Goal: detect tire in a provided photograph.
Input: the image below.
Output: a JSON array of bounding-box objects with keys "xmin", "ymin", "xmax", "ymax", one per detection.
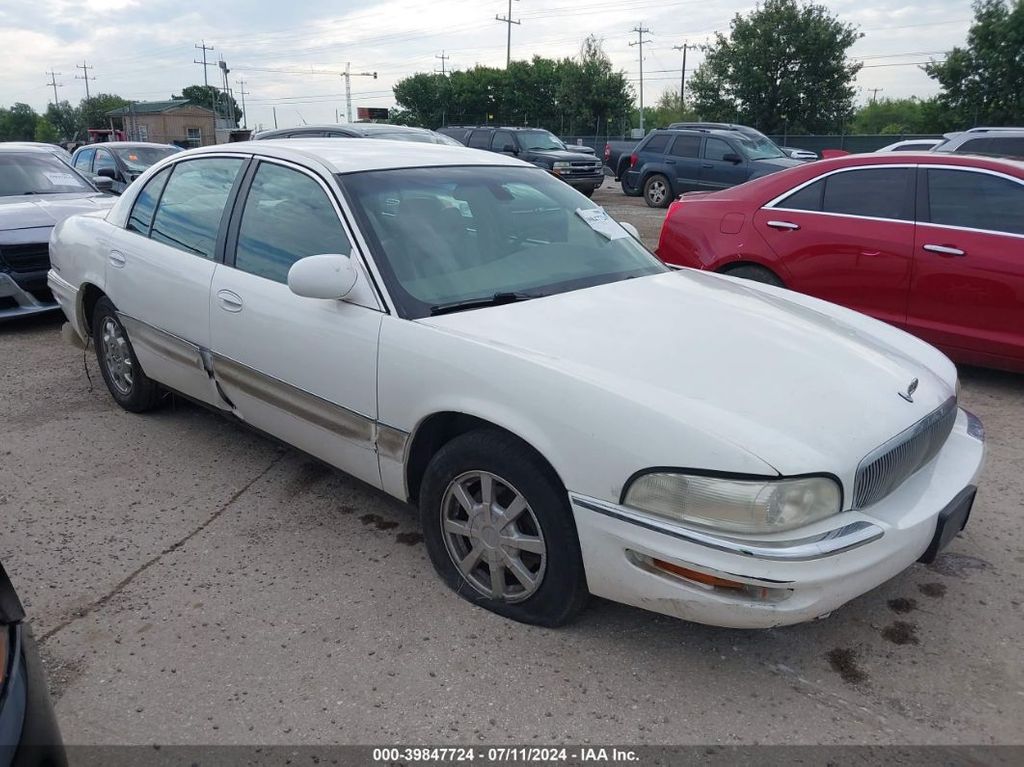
[
  {"xmin": 419, "ymin": 429, "xmax": 589, "ymax": 627},
  {"xmin": 92, "ymin": 296, "xmax": 162, "ymax": 412},
  {"xmin": 580, "ymin": 188, "xmax": 595, "ymax": 198},
  {"xmin": 620, "ymin": 177, "xmax": 641, "ymax": 197},
  {"xmin": 723, "ymin": 264, "xmax": 785, "ymax": 288},
  {"xmin": 643, "ymin": 174, "xmax": 672, "ymax": 208}
]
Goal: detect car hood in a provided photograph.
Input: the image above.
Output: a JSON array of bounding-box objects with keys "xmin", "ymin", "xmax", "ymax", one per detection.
[
  {"xmin": 421, "ymin": 270, "xmax": 956, "ymax": 483},
  {"xmin": 527, "ymin": 149, "xmax": 600, "ymax": 162},
  {"xmin": 0, "ymin": 193, "xmax": 114, "ymax": 232}
]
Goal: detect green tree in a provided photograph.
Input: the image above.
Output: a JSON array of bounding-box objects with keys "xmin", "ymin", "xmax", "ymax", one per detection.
[
  {"xmin": 690, "ymin": 0, "xmax": 862, "ymax": 133},
  {"xmin": 45, "ymin": 100, "xmax": 83, "ymax": 142},
  {"xmin": 0, "ymin": 103, "xmax": 40, "ymax": 140},
  {"xmin": 647, "ymin": 89, "xmax": 698, "ymax": 128},
  {"xmin": 79, "ymin": 93, "xmax": 130, "ymax": 130},
  {"xmin": 34, "ymin": 117, "xmax": 59, "ymax": 143},
  {"xmin": 925, "ymin": 0, "xmax": 1024, "ymax": 126},
  {"xmin": 556, "ymin": 36, "xmax": 633, "ymax": 135},
  {"xmin": 174, "ymin": 84, "xmax": 243, "ymax": 124}
]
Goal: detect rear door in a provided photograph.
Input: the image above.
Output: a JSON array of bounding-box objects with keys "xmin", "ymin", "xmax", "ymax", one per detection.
[
  {"xmin": 908, "ymin": 166, "xmax": 1024, "ymax": 366},
  {"xmin": 665, "ymin": 134, "xmax": 702, "ymax": 192},
  {"xmin": 698, "ymin": 136, "xmax": 748, "ymax": 190},
  {"xmin": 752, "ymin": 165, "xmax": 916, "ymax": 325}
]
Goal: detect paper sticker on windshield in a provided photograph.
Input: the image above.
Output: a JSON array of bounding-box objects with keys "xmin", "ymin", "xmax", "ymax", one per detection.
[
  {"xmin": 43, "ymin": 172, "xmax": 79, "ymax": 186},
  {"xmin": 576, "ymin": 207, "xmax": 629, "ymax": 240}
]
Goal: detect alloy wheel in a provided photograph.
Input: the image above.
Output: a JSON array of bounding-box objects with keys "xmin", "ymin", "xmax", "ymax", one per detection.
[{"xmin": 100, "ymin": 316, "xmax": 133, "ymax": 395}]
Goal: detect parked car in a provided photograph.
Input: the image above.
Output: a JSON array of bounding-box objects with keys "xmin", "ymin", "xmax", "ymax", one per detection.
[
  {"xmin": 668, "ymin": 122, "xmax": 818, "ymax": 161},
  {"xmin": 50, "ymin": 140, "xmax": 984, "ymax": 629},
  {"xmin": 603, "ymin": 139, "xmax": 643, "ymax": 195},
  {"xmin": 932, "ymin": 128, "xmax": 1024, "ymax": 159},
  {"xmin": 0, "ymin": 142, "xmax": 72, "ymax": 162},
  {"xmin": 877, "ymin": 139, "xmax": 944, "ymax": 153},
  {"xmin": 624, "ymin": 128, "xmax": 802, "ymax": 207},
  {"xmin": 70, "ymin": 142, "xmax": 182, "ymax": 195},
  {"xmin": 780, "ymin": 146, "xmax": 818, "ymax": 160},
  {"xmin": 253, "ymin": 123, "xmax": 461, "ymax": 145},
  {"xmin": 438, "ymin": 126, "xmax": 603, "ymax": 197},
  {"xmin": 1, "ymin": 146, "xmax": 115, "ymax": 320},
  {"xmin": 1, "ymin": 560, "xmax": 67, "ymax": 767},
  {"xmin": 657, "ymin": 152, "xmax": 1024, "ymax": 372}
]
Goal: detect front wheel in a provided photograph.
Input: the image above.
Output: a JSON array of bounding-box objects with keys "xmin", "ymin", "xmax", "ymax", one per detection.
[
  {"xmin": 643, "ymin": 174, "xmax": 671, "ymax": 208},
  {"xmin": 419, "ymin": 430, "xmax": 589, "ymax": 627},
  {"xmin": 723, "ymin": 264, "xmax": 785, "ymax": 288},
  {"xmin": 580, "ymin": 188, "xmax": 595, "ymax": 198},
  {"xmin": 92, "ymin": 297, "xmax": 162, "ymax": 412}
]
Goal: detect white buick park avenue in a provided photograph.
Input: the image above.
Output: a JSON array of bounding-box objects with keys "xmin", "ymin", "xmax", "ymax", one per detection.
[{"xmin": 47, "ymin": 140, "xmax": 985, "ymax": 628}]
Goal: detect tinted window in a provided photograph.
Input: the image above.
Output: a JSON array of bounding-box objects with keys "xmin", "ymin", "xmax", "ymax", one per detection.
[
  {"xmin": 956, "ymin": 137, "xmax": 1024, "ymax": 158},
  {"xmin": 641, "ymin": 134, "xmax": 670, "ymax": 154},
  {"xmin": 821, "ymin": 168, "xmax": 911, "ymax": 220},
  {"xmin": 126, "ymin": 166, "xmax": 172, "ymax": 235},
  {"xmin": 492, "ymin": 130, "xmax": 516, "ymax": 152},
  {"xmin": 234, "ymin": 163, "xmax": 351, "ymax": 283},
  {"xmin": 669, "ymin": 135, "xmax": 702, "ymax": 158},
  {"xmin": 927, "ymin": 169, "xmax": 1024, "ymax": 235},
  {"xmin": 779, "ymin": 179, "xmax": 825, "ymax": 211},
  {"xmin": 73, "ymin": 148, "xmax": 94, "ymax": 171},
  {"xmin": 94, "ymin": 150, "xmax": 116, "ymax": 174},
  {"xmin": 149, "ymin": 158, "xmax": 244, "ymax": 259},
  {"xmin": 468, "ymin": 131, "xmax": 491, "ymax": 149},
  {"xmin": 703, "ymin": 137, "xmax": 734, "ymax": 161}
]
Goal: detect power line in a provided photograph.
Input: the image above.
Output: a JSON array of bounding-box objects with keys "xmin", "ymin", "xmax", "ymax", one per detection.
[
  {"xmin": 235, "ymin": 78, "xmax": 250, "ymax": 128},
  {"xmin": 496, "ymin": 0, "xmax": 521, "ymax": 68},
  {"xmin": 867, "ymin": 87, "xmax": 884, "ymax": 103},
  {"xmin": 195, "ymin": 41, "xmax": 216, "ymax": 88},
  {"xmin": 45, "ymin": 69, "xmax": 63, "ymax": 106},
  {"xmin": 629, "ymin": 25, "xmax": 651, "ymax": 133},
  {"xmin": 671, "ymin": 42, "xmax": 690, "ymax": 104},
  {"xmin": 75, "ymin": 61, "xmax": 94, "ymax": 99},
  {"xmin": 435, "ymin": 51, "xmax": 450, "ymax": 75}
]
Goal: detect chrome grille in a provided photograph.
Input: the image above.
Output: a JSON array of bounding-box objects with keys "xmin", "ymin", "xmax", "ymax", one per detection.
[
  {"xmin": 0, "ymin": 243, "xmax": 50, "ymax": 273},
  {"xmin": 853, "ymin": 397, "xmax": 958, "ymax": 509}
]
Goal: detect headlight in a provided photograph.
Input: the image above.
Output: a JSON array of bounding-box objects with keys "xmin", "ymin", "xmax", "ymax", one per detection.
[
  {"xmin": 622, "ymin": 472, "xmax": 842, "ymax": 534},
  {"xmin": 552, "ymin": 162, "xmax": 571, "ymax": 170}
]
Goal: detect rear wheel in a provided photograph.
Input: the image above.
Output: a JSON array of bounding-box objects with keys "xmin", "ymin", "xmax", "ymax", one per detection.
[
  {"xmin": 620, "ymin": 177, "xmax": 641, "ymax": 197},
  {"xmin": 723, "ymin": 264, "xmax": 785, "ymax": 288},
  {"xmin": 419, "ymin": 429, "xmax": 588, "ymax": 627},
  {"xmin": 643, "ymin": 174, "xmax": 671, "ymax": 208},
  {"xmin": 92, "ymin": 297, "xmax": 162, "ymax": 412}
]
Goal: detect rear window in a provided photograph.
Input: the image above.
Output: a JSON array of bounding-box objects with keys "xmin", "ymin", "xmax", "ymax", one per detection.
[
  {"xmin": 468, "ymin": 131, "xmax": 491, "ymax": 149},
  {"xmin": 955, "ymin": 137, "xmax": 1024, "ymax": 159},
  {"xmin": 927, "ymin": 169, "xmax": 1024, "ymax": 235},
  {"xmin": 776, "ymin": 168, "xmax": 912, "ymax": 220}
]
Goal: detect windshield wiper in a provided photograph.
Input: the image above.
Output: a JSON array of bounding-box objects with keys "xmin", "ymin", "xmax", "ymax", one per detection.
[{"xmin": 429, "ymin": 291, "xmax": 540, "ymax": 316}]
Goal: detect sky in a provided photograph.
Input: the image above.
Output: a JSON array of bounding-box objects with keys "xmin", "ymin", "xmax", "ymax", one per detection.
[{"xmin": 0, "ymin": 0, "xmax": 975, "ymax": 132}]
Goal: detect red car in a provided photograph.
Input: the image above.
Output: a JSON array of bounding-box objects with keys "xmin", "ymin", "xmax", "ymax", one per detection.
[{"xmin": 657, "ymin": 152, "xmax": 1024, "ymax": 373}]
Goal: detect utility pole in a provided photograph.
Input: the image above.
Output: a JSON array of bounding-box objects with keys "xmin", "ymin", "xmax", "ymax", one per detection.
[
  {"xmin": 273, "ymin": 106, "xmax": 278, "ymax": 129},
  {"xmin": 629, "ymin": 25, "xmax": 651, "ymax": 133},
  {"xmin": 45, "ymin": 69, "xmax": 63, "ymax": 106},
  {"xmin": 342, "ymin": 63, "xmax": 378, "ymax": 122},
  {"xmin": 218, "ymin": 59, "xmax": 235, "ymax": 126},
  {"xmin": 868, "ymin": 87, "xmax": 884, "ymax": 104},
  {"xmin": 75, "ymin": 61, "xmax": 94, "ymax": 99},
  {"xmin": 672, "ymin": 42, "xmax": 689, "ymax": 106},
  {"xmin": 435, "ymin": 50, "xmax": 450, "ymax": 75},
  {"xmin": 496, "ymin": 0, "xmax": 520, "ymax": 68},
  {"xmin": 235, "ymin": 78, "xmax": 250, "ymax": 129},
  {"xmin": 194, "ymin": 41, "xmax": 216, "ymax": 88}
]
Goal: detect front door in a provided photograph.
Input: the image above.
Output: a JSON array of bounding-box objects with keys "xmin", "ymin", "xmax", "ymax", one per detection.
[
  {"xmin": 907, "ymin": 167, "xmax": 1024, "ymax": 367},
  {"xmin": 209, "ymin": 159, "xmax": 383, "ymax": 487},
  {"xmin": 698, "ymin": 136, "xmax": 748, "ymax": 191},
  {"xmin": 665, "ymin": 133, "xmax": 703, "ymax": 192},
  {"xmin": 93, "ymin": 148, "xmax": 129, "ymax": 195},
  {"xmin": 753, "ymin": 166, "xmax": 916, "ymax": 326},
  {"xmin": 105, "ymin": 156, "xmax": 247, "ymax": 406}
]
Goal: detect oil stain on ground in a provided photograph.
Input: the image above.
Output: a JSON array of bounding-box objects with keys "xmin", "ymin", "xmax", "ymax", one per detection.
[
  {"xmin": 882, "ymin": 621, "xmax": 920, "ymax": 645},
  {"xmin": 887, "ymin": 597, "xmax": 917, "ymax": 614},
  {"xmin": 395, "ymin": 532, "xmax": 424, "ymax": 546},
  {"xmin": 360, "ymin": 513, "xmax": 399, "ymax": 530},
  {"xmin": 826, "ymin": 647, "xmax": 867, "ymax": 684},
  {"xmin": 918, "ymin": 582, "xmax": 948, "ymax": 598}
]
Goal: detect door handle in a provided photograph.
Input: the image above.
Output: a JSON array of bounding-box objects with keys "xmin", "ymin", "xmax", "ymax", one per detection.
[
  {"xmin": 766, "ymin": 220, "xmax": 800, "ymax": 231},
  {"xmin": 701, "ymin": 163, "xmax": 713, "ymax": 168},
  {"xmin": 860, "ymin": 250, "xmax": 881, "ymax": 257},
  {"xmin": 665, "ymin": 159, "xmax": 676, "ymax": 164},
  {"xmin": 217, "ymin": 289, "xmax": 243, "ymax": 312},
  {"xmin": 108, "ymin": 250, "xmax": 126, "ymax": 268},
  {"xmin": 923, "ymin": 244, "xmax": 965, "ymax": 257}
]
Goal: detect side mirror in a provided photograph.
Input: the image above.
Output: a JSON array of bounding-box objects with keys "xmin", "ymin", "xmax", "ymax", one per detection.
[
  {"xmin": 92, "ymin": 176, "xmax": 114, "ymax": 193},
  {"xmin": 501, "ymin": 143, "xmax": 517, "ymax": 154},
  {"xmin": 722, "ymin": 153, "xmax": 743, "ymax": 164},
  {"xmin": 97, "ymin": 167, "xmax": 118, "ymax": 179},
  {"xmin": 620, "ymin": 222, "xmax": 641, "ymax": 240},
  {"xmin": 287, "ymin": 254, "xmax": 357, "ymax": 300}
]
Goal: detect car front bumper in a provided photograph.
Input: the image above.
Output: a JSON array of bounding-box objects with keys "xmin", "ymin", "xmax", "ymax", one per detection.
[
  {"xmin": 1, "ymin": 626, "xmax": 67, "ymax": 767},
  {"xmin": 569, "ymin": 408, "xmax": 985, "ymax": 628},
  {"xmin": 0, "ymin": 273, "xmax": 58, "ymax": 321},
  {"xmin": 550, "ymin": 171, "xmax": 604, "ymax": 191}
]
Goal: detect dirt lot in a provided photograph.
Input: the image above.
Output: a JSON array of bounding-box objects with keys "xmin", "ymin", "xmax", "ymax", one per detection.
[{"xmin": 2, "ymin": 182, "xmax": 1022, "ymax": 746}]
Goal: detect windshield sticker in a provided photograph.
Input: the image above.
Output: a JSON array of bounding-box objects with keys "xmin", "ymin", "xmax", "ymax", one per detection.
[
  {"xmin": 576, "ymin": 207, "xmax": 629, "ymax": 240},
  {"xmin": 43, "ymin": 172, "xmax": 80, "ymax": 186}
]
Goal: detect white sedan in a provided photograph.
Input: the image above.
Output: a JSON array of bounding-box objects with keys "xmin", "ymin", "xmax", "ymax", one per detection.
[{"xmin": 48, "ymin": 140, "xmax": 985, "ymax": 628}]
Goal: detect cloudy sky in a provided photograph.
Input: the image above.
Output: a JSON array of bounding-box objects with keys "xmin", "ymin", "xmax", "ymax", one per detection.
[{"xmin": 1, "ymin": 0, "xmax": 973, "ymax": 131}]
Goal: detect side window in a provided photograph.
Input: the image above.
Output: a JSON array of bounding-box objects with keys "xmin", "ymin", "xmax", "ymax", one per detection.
[
  {"xmin": 234, "ymin": 163, "xmax": 352, "ymax": 284},
  {"xmin": 927, "ymin": 169, "xmax": 1024, "ymax": 235},
  {"xmin": 126, "ymin": 166, "xmax": 172, "ymax": 235},
  {"xmin": 149, "ymin": 158, "xmax": 244, "ymax": 259},
  {"xmin": 702, "ymin": 138, "xmax": 734, "ymax": 161},
  {"xmin": 778, "ymin": 179, "xmax": 825, "ymax": 211},
  {"xmin": 492, "ymin": 130, "xmax": 516, "ymax": 152},
  {"xmin": 669, "ymin": 135, "xmax": 702, "ymax": 158},
  {"xmin": 93, "ymin": 150, "xmax": 116, "ymax": 174},
  {"xmin": 468, "ymin": 131, "xmax": 491, "ymax": 149},
  {"xmin": 641, "ymin": 134, "xmax": 670, "ymax": 154},
  {"xmin": 73, "ymin": 148, "xmax": 94, "ymax": 171},
  {"xmin": 956, "ymin": 137, "xmax": 1024, "ymax": 157},
  {"xmin": 821, "ymin": 168, "xmax": 912, "ymax": 220}
]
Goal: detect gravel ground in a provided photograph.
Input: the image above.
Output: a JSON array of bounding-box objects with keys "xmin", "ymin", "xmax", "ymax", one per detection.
[{"xmin": 1, "ymin": 182, "xmax": 1022, "ymax": 746}]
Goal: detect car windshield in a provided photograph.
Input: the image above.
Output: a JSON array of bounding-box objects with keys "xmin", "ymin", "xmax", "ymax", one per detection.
[
  {"xmin": 112, "ymin": 146, "xmax": 178, "ymax": 174},
  {"xmin": 735, "ymin": 135, "xmax": 786, "ymax": 160},
  {"xmin": 342, "ymin": 166, "xmax": 667, "ymax": 319},
  {"xmin": 0, "ymin": 152, "xmax": 93, "ymax": 195},
  {"xmin": 518, "ymin": 130, "xmax": 564, "ymax": 151}
]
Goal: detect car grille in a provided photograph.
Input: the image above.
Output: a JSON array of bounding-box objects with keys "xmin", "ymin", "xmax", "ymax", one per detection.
[
  {"xmin": 0, "ymin": 243, "xmax": 50, "ymax": 274},
  {"xmin": 563, "ymin": 162, "xmax": 602, "ymax": 176},
  {"xmin": 853, "ymin": 397, "xmax": 958, "ymax": 509}
]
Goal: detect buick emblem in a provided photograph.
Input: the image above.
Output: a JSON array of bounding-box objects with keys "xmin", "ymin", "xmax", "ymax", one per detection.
[{"xmin": 899, "ymin": 378, "xmax": 919, "ymax": 403}]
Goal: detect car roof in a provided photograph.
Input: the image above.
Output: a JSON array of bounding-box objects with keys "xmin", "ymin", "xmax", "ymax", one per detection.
[
  {"xmin": 187, "ymin": 137, "xmax": 524, "ymax": 173},
  {"xmin": 76, "ymin": 142, "xmax": 179, "ymax": 150}
]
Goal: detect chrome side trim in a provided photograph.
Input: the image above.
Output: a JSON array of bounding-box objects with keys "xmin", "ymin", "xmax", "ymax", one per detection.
[
  {"xmin": 570, "ymin": 494, "xmax": 884, "ymax": 561},
  {"xmin": 211, "ymin": 353, "xmax": 376, "ymax": 445},
  {"xmin": 117, "ymin": 313, "xmax": 205, "ymax": 372}
]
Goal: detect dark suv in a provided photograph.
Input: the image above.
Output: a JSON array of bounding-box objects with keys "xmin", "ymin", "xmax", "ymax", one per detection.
[
  {"xmin": 932, "ymin": 127, "xmax": 1024, "ymax": 159},
  {"xmin": 438, "ymin": 126, "xmax": 604, "ymax": 196},
  {"xmin": 623, "ymin": 128, "xmax": 802, "ymax": 208}
]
